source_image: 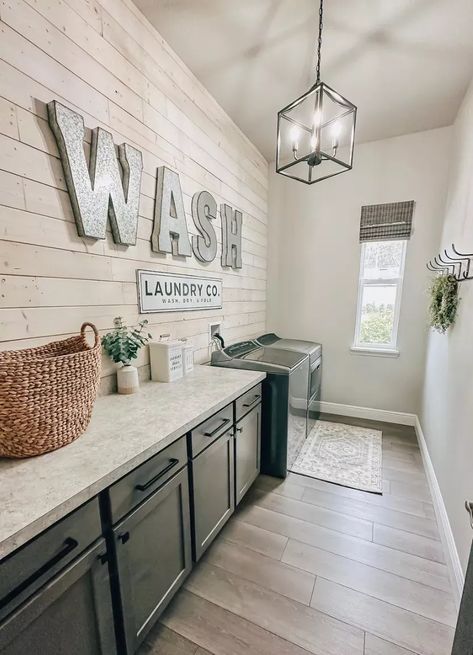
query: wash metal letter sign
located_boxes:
[47,101,243,270]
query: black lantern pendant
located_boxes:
[276,0,356,184]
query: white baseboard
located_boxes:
[415,416,464,607]
[319,401,416,426]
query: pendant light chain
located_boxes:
[315,0,324,84]
[276,0,356,184]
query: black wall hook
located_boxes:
[426,243,473,282]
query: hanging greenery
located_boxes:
[429,275,459,333]
[102,317,152,366]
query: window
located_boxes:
[353,240,407,352]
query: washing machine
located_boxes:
[211,340,309,477]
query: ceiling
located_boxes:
[133,0,473,161]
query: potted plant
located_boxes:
[102,317,152,394]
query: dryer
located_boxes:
[256,333,322,435]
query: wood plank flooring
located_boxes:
[138,418,457,655]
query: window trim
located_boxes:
[353,239,407,353]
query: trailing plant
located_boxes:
[429,275,459,333]
[102,317,152,366]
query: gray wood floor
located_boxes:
[139,416,457,655]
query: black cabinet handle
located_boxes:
[0,537,78,610]
[243,394,261,408]
[203,417,231,437]
[135,458,180,492]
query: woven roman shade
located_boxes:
[360,200,414,242]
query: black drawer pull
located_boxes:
[203,417,231,437]
[243,394,261,408]
[0,537,78,610]
[135,458,180,492]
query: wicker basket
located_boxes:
[0,323,102,458]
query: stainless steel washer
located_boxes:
[211,340,309,477]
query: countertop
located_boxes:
[0,365,265,560]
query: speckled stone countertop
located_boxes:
[0,365,265,560]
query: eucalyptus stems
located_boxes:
[102,317,152,366]
[429,275,459,333]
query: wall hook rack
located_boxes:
[426,243,473,281]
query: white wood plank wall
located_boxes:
[0,0,269,391]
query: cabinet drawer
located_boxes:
[109,435,187,524]
[0,498,101,622]
[236,384,262,422]
[190,404,233,457]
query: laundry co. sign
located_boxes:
[137,270,222,313]
[47,100,242,270]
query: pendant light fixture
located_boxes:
[276,0,356,184]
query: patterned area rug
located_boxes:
[290,420,383,493]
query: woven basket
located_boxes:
[0,323,102,458]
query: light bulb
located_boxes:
[310,133,317,150]
[332,122,342,153]
[313,109,322,129]
[290,125,300,156]
[331,122,342,139]
[290,125,300,143]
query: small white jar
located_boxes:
[117,364,139,394]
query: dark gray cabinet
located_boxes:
[190,404,233,457]
[235,404,261,504]
[235,384,262,422]
[0,384,264,655]
[114,467,191,653]
[109,436,187,525]
[191,428,235,561]
[0,539,116,655]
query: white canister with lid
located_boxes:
[180,339,194,375]
[149,334,183,382]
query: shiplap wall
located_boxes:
[0,0,269,391]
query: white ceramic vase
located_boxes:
[117,364,139,395]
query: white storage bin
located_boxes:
[149,337,183,382]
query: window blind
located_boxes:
[359,200,414,242]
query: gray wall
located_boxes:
[421,78,473,573]
[267,127,451,414]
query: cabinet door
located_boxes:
[235,404,261,505]
[115,468,191,654]
[192,430,235,561]
[0,540,116,655]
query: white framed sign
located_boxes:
[137,270,222,313]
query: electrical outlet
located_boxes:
[209,322,222,343]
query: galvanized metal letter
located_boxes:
[47,100,142,245]
[191,191,217,263]
[221,204,243,269]
[151,166,192,257]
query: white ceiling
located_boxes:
[133,0,473,161]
